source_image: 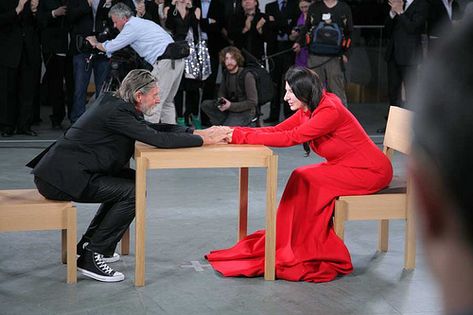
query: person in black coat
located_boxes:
[0,0,42,137]
[426,0,461,50]
[227,0,271,60]
[27,69,230,282]
[38,0,72,129]
[264,0,299,123]
[385,0,428,108]
[121,0,162,25]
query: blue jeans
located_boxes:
[71,53,110,123]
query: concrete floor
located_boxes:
[0,103,442,315]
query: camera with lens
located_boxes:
[215,97,226,107]
[76,27,112,54]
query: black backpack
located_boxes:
[308,21,343,56]
[238,64,274,107]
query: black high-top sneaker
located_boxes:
[77,249,125,282]
[77,239,120,263]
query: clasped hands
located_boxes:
[194,126,234,145]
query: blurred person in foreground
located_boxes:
[409,16,473,315]
[27,69,229,283]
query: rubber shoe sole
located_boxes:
[102,253,120,263]
[78,267,125,282]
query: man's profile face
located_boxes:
[112,15,128,31]
[137,85,160,116]
[224,53,238,73]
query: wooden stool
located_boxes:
[0,189,77,283]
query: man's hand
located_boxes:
[15,0,28,15]
[389,0,404,15]
[256,17,266,34]
[243,15,254,33]
[86,36,99,49]
[218,97,231,112]
[194,126,232,145]
[30,0,39,13]
[53,5,67,17]
[292,42,301,53]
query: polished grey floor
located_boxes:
[0,103,442,315]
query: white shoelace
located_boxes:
[94,253,115,275]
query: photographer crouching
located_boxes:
[27,69,231,282]
[86,3,188,124]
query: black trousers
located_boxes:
[387,59,417,107]
[34,168,135,256]
[42,53,67,125]
[267,41,295,121]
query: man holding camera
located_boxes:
[86,3,185,124]
[201,46,258,127]
[27,69,230,282]
[68,0,115,124]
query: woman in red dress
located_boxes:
[206,66,393,282]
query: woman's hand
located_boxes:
[194,126,233,145]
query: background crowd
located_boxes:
[0,0,469,137]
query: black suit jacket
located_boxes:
[427,0,460,38]
[28,93,203,199]
[0,0,41,68]
[38,0,70,54]
[121,0,161,26]
[264,0,299,54]
[67,0,117,55]
[385,0,429,66]
[200,0,228,54]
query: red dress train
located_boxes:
[206,92,393,282]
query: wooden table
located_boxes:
[133,142,278,286]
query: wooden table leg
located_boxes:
[135,156,148,287]
[264,155,277,281]
[238,167,249,241]
[121,228,130,255]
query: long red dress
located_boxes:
[206,92,393,282]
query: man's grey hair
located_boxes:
[114,69,157,104]
[109,3,133,19]
[412,17,473,245]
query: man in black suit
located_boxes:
[0,0,42,137]
[28,69,230,282]
[38,0,71,129]
[426,0,461,50]
[121,0,161,25]
[264,0,299,123]
[385,0,428,108]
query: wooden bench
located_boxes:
[0,189,77,283]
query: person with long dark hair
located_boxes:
[206,66,393,282]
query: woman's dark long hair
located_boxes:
[284,66,323,156]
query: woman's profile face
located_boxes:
[284,82,307,111]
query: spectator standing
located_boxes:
[199,0,228,123]
[0,0,42,137]
[264,0,299,124]
[67,0,115,124]
[227,0,271,61]
[293,0,353,106]
[290,0,310,67]
[165,0,202,127]
[87,3,185,124]
[38,0,72,129]
[385,0,428,109]
[426,0,461,50]
[121,0,162,25]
